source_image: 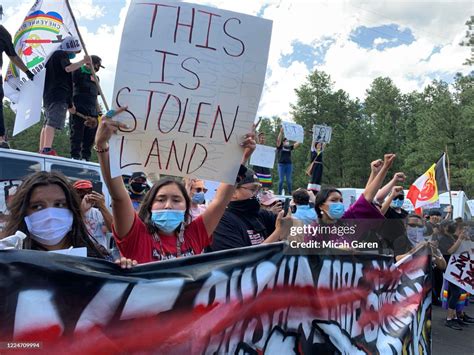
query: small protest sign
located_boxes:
[312,124,332,143]
[250,144,276,169]
[109,0,272,183]
[444,240,474,294]
[281,121,304,143]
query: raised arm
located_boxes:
[293,142,300,149]
[363,154,396,203]
[375,172,406,203]
[65,55,91,73]
[201,133,256,236]
[94,108,135,239]
[365,159,383,189]
[380,186,403,215]
[277,127,283,147]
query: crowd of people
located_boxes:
[0,23,472,334]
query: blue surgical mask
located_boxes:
[407,226,425,246]
[392,199,404,209]
[327,202,345,220]
[192,192,205,204]
[67,53,76,59]
[151,210,185,234]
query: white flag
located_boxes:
[3,0,82,135]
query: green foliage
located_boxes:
[266,70,474,197]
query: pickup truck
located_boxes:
[0,148,112,232]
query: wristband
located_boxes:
[105,109,116,118]
[94,145,109,153]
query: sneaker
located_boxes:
[445,319,463,330]
[0,141,10,149]
[40,148,58,156]
[460,313,474,324]
[456,318,469,327]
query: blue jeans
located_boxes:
[278,163,292,195]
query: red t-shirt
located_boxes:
[113,213,210,264]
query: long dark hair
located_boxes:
[314,188,342,219]
[2,171,107,259]
[138,177,191,235]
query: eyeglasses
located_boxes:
[240,185,261,195]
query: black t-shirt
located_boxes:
[277,144,294,164]
[43,51,73,106]
[435,233,455,256]
[209,209,276,252]
[0,26,16,70]
[72,68,99,116]
[379,207,411,256]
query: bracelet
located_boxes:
[94,145,109,153]
[105,109,116,118]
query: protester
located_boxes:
[307,142,325,193]
[276,127,299,195]
[0,24,34,148]
[292,188,317,225]
[208,168,292,252]
[258,190,282,215]
[69,55,104,161]
[39,45,91,155]
[127,172,148,211]
[73,179,112,249]
[308,155,396,244]
[252,132,273,189]
[185,178,208,221]
[436,223,472,330]
[94,107,257,264]
[0,171,135,268]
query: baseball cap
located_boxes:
[73,180,93,190]
[258,190,279,206]
[236,168,259,187]
[91,55,105,68]
[131,172,147,181]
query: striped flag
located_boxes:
[407,153,450,210]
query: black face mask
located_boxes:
[228,197,261,216]
[130,182,146,194]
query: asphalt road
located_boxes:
[432,303,474,354]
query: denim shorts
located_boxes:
[44,102,68,129]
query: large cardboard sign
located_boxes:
[282,121,304,143]
[250,144,276,169]
[109,0,272,183]
[444,240,474,294]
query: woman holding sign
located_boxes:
[94,108,256,264]
[307,142,325,193]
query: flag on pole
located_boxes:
[3,0,81,135]
[407,153,450,210]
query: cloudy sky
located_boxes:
[2,0,472,119]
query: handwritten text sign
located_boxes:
[282,122,304,143]
[312,124,332,143]
[250,144,276,169]
[109,0,272,183]
[444,240,474,294]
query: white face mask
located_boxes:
[24,208,73,246]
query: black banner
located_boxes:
[0,243,431,354]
